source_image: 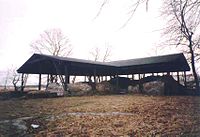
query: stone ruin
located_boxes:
[45,75,190,96]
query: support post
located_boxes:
[84,76,87,82]
[132,74,134,80]
[116,73,119,91]
[50,74,53,83]
[177,72,180,84]
[138,74,141,80]
[92,67,97,90]
[46,74,50,90]
[47,74,50,83]
[21,73,24,92]
[167,72,170,76]
[38,74,41,90]
[93,68,97,84]
[184,71,187,87]
[138,74,143,93]
[64,66,69,91]
[100,76,103,82]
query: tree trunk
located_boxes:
[189,39,199,93]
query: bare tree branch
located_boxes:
[121,0,149,29]
[94,0,109,20]
[94,0,149,28]
[90,44,112,62]
[102,45,111,62]
[31,28,72,57]
[90,47,101,61]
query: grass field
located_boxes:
[0,95,200,136]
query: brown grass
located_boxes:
[0,95,200,136]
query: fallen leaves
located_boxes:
[0,95,200,136]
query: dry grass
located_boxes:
[0,95,200,136]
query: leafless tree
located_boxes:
[12,72,28,92]
[12,73,20,91]
[31,28,72,57]
[102,46,112,62]
[90,44,112,62]
[3,67,28,91]
[90,47,101,62]
[31,28,73,85]
[89,44,112,83]
[162,0,200,91]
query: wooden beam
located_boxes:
[177,72,180,84]
[138,74,143,93]
[132,74,134,80]
[64,66,69,91]
[138,74,141,80]
[184,71,187,87]
[38,74,42,90]
[93,67,97,84]
[116,73,119,90]
[84,76,87,82]
[47,74,50,84]
[101,76,103,82]
[21,73,24,92]
[167,72,170,76]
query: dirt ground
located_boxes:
[0,94,200,136]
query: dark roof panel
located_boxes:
[17,53,190,75]
[109,53,186,67]
[39,54,112,66]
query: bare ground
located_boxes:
[0,94,200,136]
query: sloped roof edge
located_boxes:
[17,53,190,75]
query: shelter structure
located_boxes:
[17,53,190,91]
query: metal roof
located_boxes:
[109,53,185,67]
[17,53,116,76]
[17,53,190,76]
[109,53,190,74]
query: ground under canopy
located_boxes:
[0,95,200,136]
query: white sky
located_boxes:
[0,0,179,72]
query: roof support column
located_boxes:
[132,74,134,80]
[138,74,143,93]
[38,74,42,90]
[47,74,50,84]
[184,71,187,87]
[64,66,69,91]
[21,73,24,92]
[138,74,141,80]
[46,74,50,90]
[92,67,97,90]
[177,72,180,84]
[116,72,119,91]
[167,72,170,76]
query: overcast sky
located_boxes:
[0,0,179,72]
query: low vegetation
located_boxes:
[0,95,200,136]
